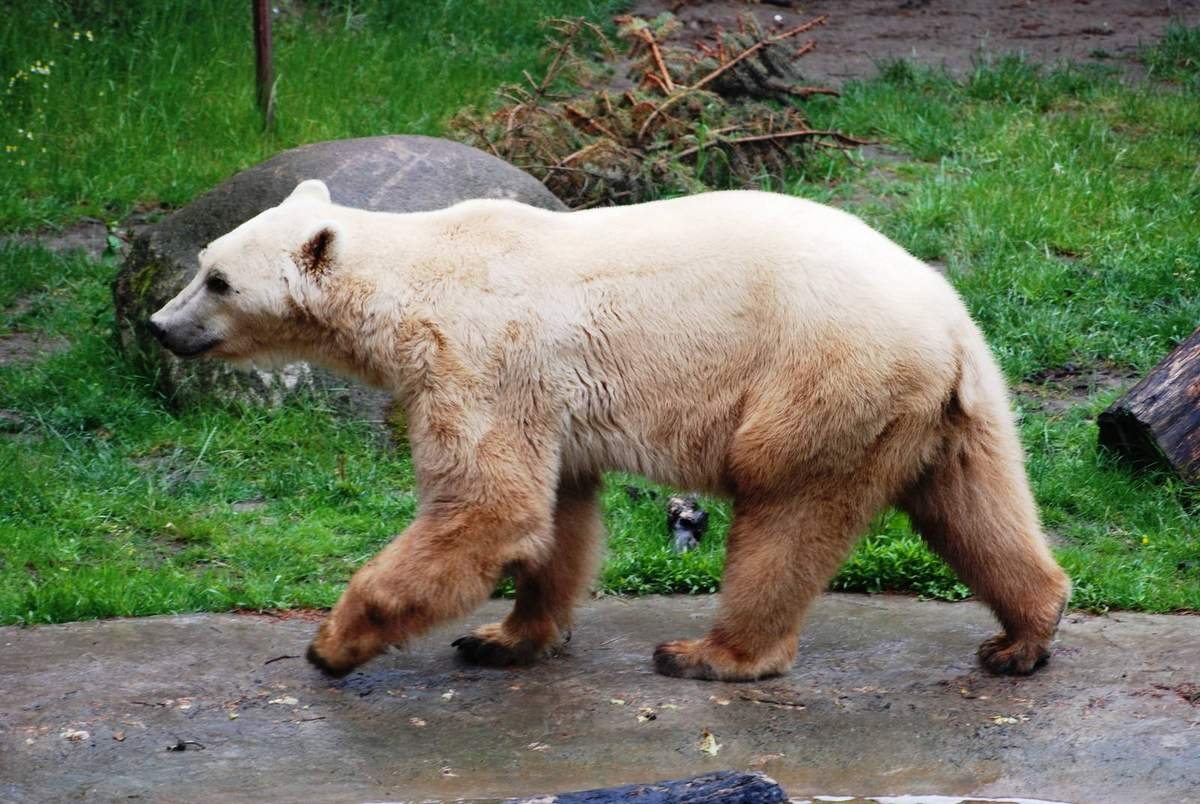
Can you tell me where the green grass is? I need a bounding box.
[2,19,1199,624]
[1142,23,1200,85]
[0,244,414,622]
[0,0,622,229]
[802,57,1200,380]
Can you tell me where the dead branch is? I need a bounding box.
[788,85,840,98]
[636,28,675,93]
[449,11,859,209]
[675,128,864,160]
[637,16,827,142]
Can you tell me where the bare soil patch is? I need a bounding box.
[8,218,111,261]
[633,0,1200,83]
[1016,362,1140,413]
[0,330,69,367]
[3,208,162,261]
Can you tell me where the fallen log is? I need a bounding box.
[1097,326,1200,483]
[508,771,787,803]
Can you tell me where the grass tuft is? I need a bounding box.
[1142,24,1200,84]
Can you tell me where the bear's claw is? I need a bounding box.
[452,634,540,667]
[653,641,721,681]
[306,642,355,678]
[977,633,1050,675]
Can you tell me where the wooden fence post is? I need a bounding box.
[252,0,275,128]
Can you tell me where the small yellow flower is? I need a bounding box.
[4,145,16,152]
[52,21,60,29]
[85,30,94,42]
[72,31,80,41]
[1141,535,1150,546]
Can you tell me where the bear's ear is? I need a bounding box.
[285,179,331,205]
[293,220,344,281]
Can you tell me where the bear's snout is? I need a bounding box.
[146,314,220,358]
[146,317,172,348]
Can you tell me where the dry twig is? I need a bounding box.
[450,12,859,209]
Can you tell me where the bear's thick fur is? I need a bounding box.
[151,179,1071,681]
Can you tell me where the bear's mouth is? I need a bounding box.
[165,338,222,359]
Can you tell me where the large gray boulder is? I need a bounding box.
[113,135,565,425]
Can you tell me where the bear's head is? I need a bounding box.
[148,179,345,368]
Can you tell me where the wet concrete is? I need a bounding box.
[1,595,1197,803]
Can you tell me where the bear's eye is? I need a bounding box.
[205,274,231,295]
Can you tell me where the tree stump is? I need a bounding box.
[1097,326,1200,483]
[508,771,787,803]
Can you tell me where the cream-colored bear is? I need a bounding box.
[150,179,1070,681]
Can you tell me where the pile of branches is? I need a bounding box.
[450,14,866,208]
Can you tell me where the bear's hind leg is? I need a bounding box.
[654,488,873,682]
[454,475,604,667]
[901,418,1071,676]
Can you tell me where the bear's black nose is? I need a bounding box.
[146,319,167,343]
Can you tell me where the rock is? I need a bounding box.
[112,135,565,430]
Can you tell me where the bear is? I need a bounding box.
[149,178,1071,682]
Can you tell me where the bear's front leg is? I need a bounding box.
[307,499,552,678]
[452,474,604,667]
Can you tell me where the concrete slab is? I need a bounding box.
[1,595,1197,803]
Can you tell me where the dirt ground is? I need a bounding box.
[1,213,158,367]
[1015,363,1143,413]
[633,0,1200,83]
